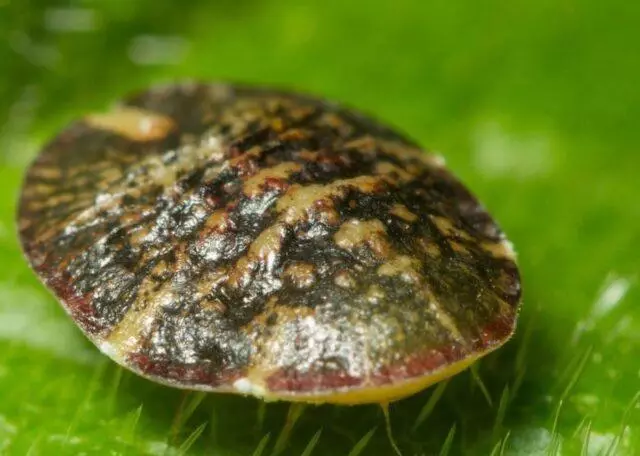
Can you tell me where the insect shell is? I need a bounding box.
[17,82,521,405]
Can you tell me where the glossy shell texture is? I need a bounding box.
[17,82,521,403]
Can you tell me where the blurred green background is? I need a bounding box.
[0,1,638,455]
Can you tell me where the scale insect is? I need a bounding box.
[17,81,522,406]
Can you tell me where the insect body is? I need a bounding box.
[18,82,521,404]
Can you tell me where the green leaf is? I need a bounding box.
[299,429,322,456]
[347,427,377,456]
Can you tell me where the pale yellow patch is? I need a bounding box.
[243,162,302,197]
[334,270,357,289]
[334,219,391,258]
[275,175,382,225]
[129,226,150,248]
[297,149,320,161]
[389,203,418,222]
[106,261,175,355]
[98,166,123,186]
[279,128,310,141]
[248,224,286,261]
[227,145,262,168]
[86,107,175,141]
[378,139,444,169]
[20,182,57,198]
[290,106,317,121]
[449,241,469,254]
[318,112,353,135]
[201,210,231,233]
[377,255,422,283]
[375,162,414,183]
[26,192,76,210]
[482,240,516,260]
[33,166,62,180]
[283,262,316,288]
[344,135,377,154]
[270,117,285,133]
[365,284,386,303]
[228,224,286,288]
[419,238,441,258]
[427,297,465,344]
[430,215,473,240]
[195,268,229,297]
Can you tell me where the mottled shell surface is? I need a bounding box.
[18,82,521,403]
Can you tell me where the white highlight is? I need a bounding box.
[502,239,517,259]
[44,8,97,32]
[472,120,553,178]
[592,276,631,319]
[508,427,556,455]
[139,117,155,136]
[128,35,189,65]
[572,274,633,344]
[99,341,119,359]
[233,378,266,397]
[586,428,633,455]
[431,153,446,167]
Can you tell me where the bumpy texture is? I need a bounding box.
[18,82,521,401]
